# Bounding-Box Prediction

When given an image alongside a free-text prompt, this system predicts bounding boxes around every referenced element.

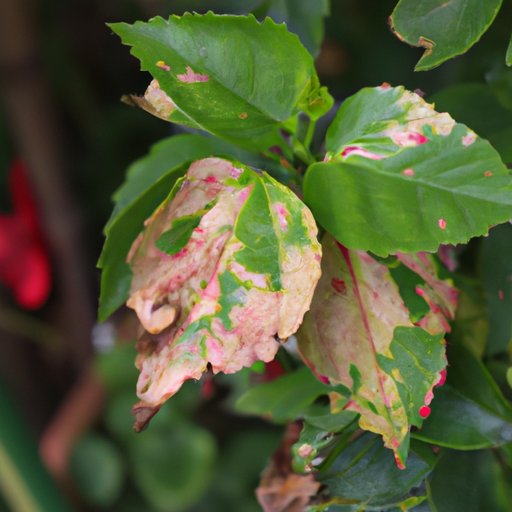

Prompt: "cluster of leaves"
[98,5,512,512]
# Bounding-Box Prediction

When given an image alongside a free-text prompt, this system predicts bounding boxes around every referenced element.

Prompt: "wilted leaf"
[109,13,332,151]
[389,0,503,71]
[98,133,252,321]
[297,235,446,466]
[304,85,512,256]
[256,423,320,512]
[126,157,321,429]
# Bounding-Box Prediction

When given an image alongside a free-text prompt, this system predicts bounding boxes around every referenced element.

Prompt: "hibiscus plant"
[98,3,512,511]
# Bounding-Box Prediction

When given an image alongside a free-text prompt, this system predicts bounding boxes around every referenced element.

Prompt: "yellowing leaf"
[126,158,321,430]
[297,235,446,466]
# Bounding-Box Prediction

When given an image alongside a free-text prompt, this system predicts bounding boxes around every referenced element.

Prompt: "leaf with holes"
[126,157,321,430]
[304,85,512,256]
[389,0,503,71]
[297,235,446,467]
[109,13,332,151]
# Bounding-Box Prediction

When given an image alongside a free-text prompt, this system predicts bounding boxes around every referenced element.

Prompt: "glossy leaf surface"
[318,434,436,510]
[297,235,446,466]
[390,0,503,71]
[127,157,321,429]
[304,85,512,256]
[110,13,332,151]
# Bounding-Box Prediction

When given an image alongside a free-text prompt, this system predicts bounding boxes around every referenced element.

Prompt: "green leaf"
[507,33,512,66]
[265,0,330,57]
[156,212,205,255]
[424,450,512,512]
[70,434,125,507]
[235,367,332,423]
[109,13,332,150]
[480,223,512,355]
[126,158,321,430]
[304,85,512,256]
[414,343,512,449]
[98,133,250,321]
[430,83,512,163]
[389,0,503,71]
[128,420,217,512]
[297,235,447,467]
[292,409,358,473]
[318,434,436,510]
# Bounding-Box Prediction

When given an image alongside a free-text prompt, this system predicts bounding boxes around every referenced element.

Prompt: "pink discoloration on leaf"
[273,203,288,231]
[419,405,431,419]
[126,158,321,430]
[499,289,504,300]
[156,60,171,71]
[438,245,458,272]
[462,131,477,146]
[392,131,429,147]
[394,453,406,470]
[436,368,447,387]
[424,389,434,405]
[177,65,209,83]
[438,218,447,230]
[331,277,346,294]
[341,146,383,160]
[298,236,447,467]
[402,168,415,177]
[398,252,458,335]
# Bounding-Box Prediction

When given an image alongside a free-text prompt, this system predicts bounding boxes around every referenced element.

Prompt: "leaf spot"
[392,131,429,147]
[331,277,346,294]
[435,369,447,387]
[239,112,248,120]
[177,66,209,83]
[341,146,383,160]
[156,60,171,71]
[402,168,415,177]
[394,453,406,470]
[419,405,431,419]
[438,218,447,230]
[462,131,476,146]
[484,170,493,177]
[297,444,314,458]
[498,289,504,300]
[379,82,392,89]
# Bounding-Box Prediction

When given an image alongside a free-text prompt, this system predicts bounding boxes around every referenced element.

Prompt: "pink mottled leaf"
[126,157,321,430]
[297,235,446,466]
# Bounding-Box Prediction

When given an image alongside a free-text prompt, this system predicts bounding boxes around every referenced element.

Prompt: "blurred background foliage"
[0,0,511,510]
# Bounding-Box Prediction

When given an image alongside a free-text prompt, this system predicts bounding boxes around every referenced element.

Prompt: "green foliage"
[96,6,512,511]
[390,0,504,71]
[109,13,332,151]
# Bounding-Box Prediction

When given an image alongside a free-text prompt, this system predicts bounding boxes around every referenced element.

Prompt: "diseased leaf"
[414,343,512,449]
[395,252,458,335]
[317,434,436,511]
[126,157,321,429]
[304,85,512,256]
[479,223,512,355]
[109,13,332,151]
[389,0,503,71]
[297,235,446,466]
[98,134,252,321]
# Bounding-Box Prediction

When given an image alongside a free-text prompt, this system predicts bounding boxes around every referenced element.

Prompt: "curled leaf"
[297,235,446,466]
[126,157,321,430]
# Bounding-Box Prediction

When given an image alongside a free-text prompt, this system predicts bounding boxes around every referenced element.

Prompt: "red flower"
[0,159,51,309]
